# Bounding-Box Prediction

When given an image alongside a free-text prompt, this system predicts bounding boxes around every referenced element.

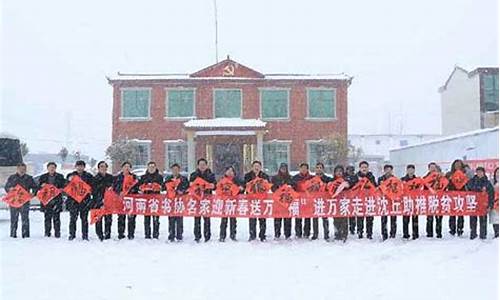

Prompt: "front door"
[213,143,243,178]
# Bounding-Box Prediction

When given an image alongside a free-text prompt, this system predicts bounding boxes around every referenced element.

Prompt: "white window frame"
[259,88,290,121]
[305,87,337,121]
[164,140,188,172]
[119,87,152,121]
[263,140,291,174]
[212,88,243,118]
[164,87,197,120]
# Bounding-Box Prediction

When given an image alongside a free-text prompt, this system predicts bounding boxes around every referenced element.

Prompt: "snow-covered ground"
[0,210,498,300]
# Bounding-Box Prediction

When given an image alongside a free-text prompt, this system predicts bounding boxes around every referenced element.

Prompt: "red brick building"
[107,58,352,176]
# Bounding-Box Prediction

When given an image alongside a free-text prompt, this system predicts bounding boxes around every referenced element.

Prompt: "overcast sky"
[1,0,498,158]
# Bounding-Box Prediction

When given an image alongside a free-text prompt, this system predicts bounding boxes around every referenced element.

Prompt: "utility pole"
[213,0,219,63]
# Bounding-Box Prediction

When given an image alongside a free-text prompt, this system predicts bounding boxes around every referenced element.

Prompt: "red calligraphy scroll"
[36,184,61,206]
[2,185,32,208]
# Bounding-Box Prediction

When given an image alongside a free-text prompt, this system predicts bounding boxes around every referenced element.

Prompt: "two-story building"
[107,58,352,176]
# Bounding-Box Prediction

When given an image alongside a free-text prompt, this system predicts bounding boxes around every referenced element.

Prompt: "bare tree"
[312,133,362,172]
[58,147,69,163]
[105,139,139,168]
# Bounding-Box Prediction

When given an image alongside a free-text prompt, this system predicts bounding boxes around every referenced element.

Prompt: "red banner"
[96,190,488,218]
[63,175,92,203]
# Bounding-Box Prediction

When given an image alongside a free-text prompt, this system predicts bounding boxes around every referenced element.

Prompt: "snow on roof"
[183,118,266,128]
[389,127,499,152]
[0,132,19,139]
[107,72,352,81]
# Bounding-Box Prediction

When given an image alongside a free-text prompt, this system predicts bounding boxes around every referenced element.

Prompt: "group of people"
[4,158,499,242]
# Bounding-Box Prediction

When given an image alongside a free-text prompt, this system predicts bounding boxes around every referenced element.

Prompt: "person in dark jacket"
[378,164,397,240]
[331,165,352,242]
[356,161,377,239]
[244,160,270,241]
[138,161,164,239]
[401,164,419,240]
[113,161,138,240]
[219,166,243,242]
[66,160,94,240]
[190,158,216,242]
[345,165,358,235]
[492,167,499,238]
[92,161,114,240]
[292,163,314,239]
[38,162,66,238]
[5,163,38,238]
[271,162,294,240]
[467,167,494,240]
[313,162,333,240]
[424,162,443,238]
[446,159,467,236]
[165,163,189,242]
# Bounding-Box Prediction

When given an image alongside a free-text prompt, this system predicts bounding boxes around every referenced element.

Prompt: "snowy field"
[0,210,498,300]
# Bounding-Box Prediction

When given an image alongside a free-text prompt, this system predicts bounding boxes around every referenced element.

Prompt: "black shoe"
[436,233,442,238]
[230,234,236,241]
[412,235,419,240]
[358,233,363,239]
[367,235,373,240]
[145,236,151,239]
[403,235,410,239]
[195,238,200,243]
[219,238,225,242]
[426,233,433,238]
[248,236,256,241]
[449,230,456,236]
[311,235,318,240]
[55,233,61,238]
[260,237,266,242]
[83,236,89,241]
[10,235,17,238]
[390,234,396,239]
[104,235,111,240]
[382,235,388,241]
[45,233,51,237]
[68,236,75,241]
[118,234,125,240]
[204,237,210,242]
[470,234,477,240]
[458,230,464,237]
[128,236,134,240]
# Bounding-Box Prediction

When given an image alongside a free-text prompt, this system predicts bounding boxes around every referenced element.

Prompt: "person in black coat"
[424,162,443,238]
[5,163,38,238]
[332,165,348,241]
[38,162,66,238]
[356,161,377,239]
[378,164,397,240]
[446,159,467,236]
[244,160,270,241]
[92,161,114,240]
[313,162,333,240]
[112,161,139,240]
[190,158,216,242]
[271,162,294,239]
[66,160,94,240]
[165,163,189,242]
[466,167,494,239]
[345,165,358,235]
[292,163,314,239]
[401,164,419,240]
[219,166,243,242]
[138,161,164,239]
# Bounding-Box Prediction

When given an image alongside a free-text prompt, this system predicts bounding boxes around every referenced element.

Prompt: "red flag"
[450,170,468,190]
[216,177,240,199]
[2,184,32,208]
[165,178,181,199]
[90,208,107,225]
[63,175,92,203]
[245,177,272,199]
[36,184,61,206]
[188,177,215,200]
[272,184,299,207]
[304,176,326,193]
[103,188,123,212]
[139,182,162,193]
[122,175,137,195]
[327,177,348,197]
[379,176,404,200]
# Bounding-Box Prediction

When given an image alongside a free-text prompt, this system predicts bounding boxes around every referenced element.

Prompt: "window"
[121,89,150,119]
[214,89,242,118]
[307,143,335,172]
[399,139,408,147]
[166,89,195,118]
[260,89,289,119]
[307,89,336,119]
[165,142,188,172]
[263,142,289,174]
[483,74,499,112]
[132,142,151,167]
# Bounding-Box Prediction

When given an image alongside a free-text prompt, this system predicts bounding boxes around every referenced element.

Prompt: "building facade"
[439,66,499,136]
[108,58,352,176]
